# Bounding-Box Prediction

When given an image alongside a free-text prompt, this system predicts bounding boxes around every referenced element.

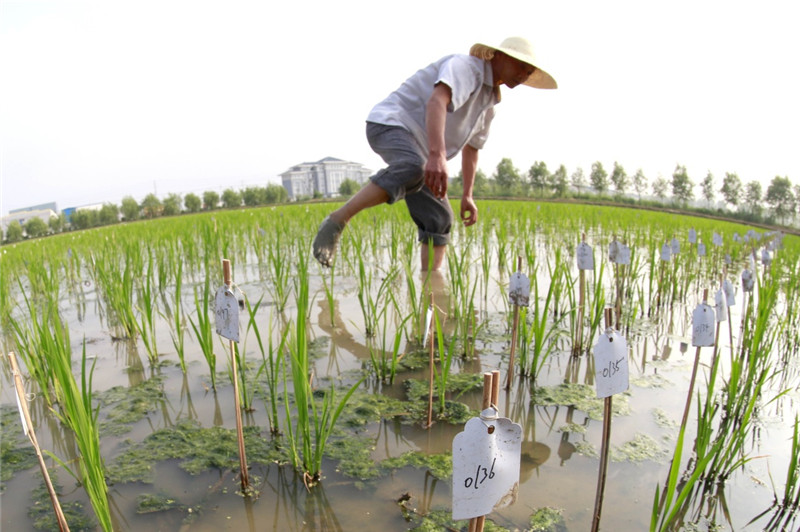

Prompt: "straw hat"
[470,36,557,89]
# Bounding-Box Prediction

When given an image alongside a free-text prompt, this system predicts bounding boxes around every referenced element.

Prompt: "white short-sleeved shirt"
[367,54,498,160]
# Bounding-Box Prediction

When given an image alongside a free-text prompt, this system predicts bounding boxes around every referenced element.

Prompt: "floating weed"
[339,390,408,428]
[97,376,165,436]
[532,383,631,420]
[529,506,567,532]
[381,450,452,481]
[631,373,673,389]
[326,434,380,481]
[557,422,587,435]
[575,440,599,458]
[136,493,185,514]
[0,406,38,487]
[652,408,678,429]
[107,419,286,484]
[29,474,94,531]
[610,433,669,463]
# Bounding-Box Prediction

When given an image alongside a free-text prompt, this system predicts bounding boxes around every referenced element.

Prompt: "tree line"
[4,159,798,244]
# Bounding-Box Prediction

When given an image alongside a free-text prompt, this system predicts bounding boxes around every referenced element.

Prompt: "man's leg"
[420,241,447,271]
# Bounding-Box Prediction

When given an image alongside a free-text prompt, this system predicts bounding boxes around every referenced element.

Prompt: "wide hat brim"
[471,38,557,89]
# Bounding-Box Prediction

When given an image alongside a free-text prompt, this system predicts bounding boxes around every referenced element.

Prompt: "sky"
[2,1,799,216]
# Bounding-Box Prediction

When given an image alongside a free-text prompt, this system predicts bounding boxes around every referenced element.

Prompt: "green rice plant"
[432,306,457,418]
[584,260,607,353]
[446,243,483,358]
[266,231,291,313]
[321,266,336,329]
[519,263,568,382]
[188,277,217,391]
[45,338,113,532]
[283,251,362,485]
[91,252,139,339]
[248,298,287,436]
[368,294,411,385]
[134,257,159,363]
[161,259,187,372]
[778,416,800,509]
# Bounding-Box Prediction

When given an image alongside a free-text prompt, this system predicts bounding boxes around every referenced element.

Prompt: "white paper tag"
[688,228,697,244]
[723,279,735,307]
[692,303,715,346]
[713,232,723,247]
[215,285,242,342]
[733,232,741,243]
[452,416,522,520]
[508,272,531,307]
[423,304,433,347]
[715,290,727,323]
[660,243,672,262]
[671,238,680,255]
[577,242,594,270]
[592,330,629,398]
[761,248,772,266]
[608,240,619,263]
[741,269,754,292]
[698,242,706,257]
[724,253,732,265]
[617,244,631,266]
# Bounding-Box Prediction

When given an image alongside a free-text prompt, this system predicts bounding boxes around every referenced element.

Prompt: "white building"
[1,208,58,234]
[280,157,371,200]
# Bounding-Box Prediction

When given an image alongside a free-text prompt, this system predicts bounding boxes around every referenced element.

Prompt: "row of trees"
[450,159,798,225]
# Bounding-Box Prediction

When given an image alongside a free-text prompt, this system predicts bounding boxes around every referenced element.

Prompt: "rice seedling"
[134,257,159,362]
[431,306,457,418]
[161,259,187,372]
[44,329,113,532]
[248,298,287,436]
[188,277,217,391]
[91,252,138,339]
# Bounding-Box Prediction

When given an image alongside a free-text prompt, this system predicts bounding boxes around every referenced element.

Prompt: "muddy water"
[1,255,798,531]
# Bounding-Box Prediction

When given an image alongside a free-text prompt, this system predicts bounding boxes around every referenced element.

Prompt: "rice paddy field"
[1,200,798,531]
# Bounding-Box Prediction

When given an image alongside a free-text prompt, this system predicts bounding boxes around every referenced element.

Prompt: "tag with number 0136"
[692,303,715,347]
[508,272,530,307]
[215,285,244,342]
[452,416,522,520]
[592,330,629,398]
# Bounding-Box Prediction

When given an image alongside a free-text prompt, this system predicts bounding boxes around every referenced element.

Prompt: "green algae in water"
[97,375,166,436]
[575,440,599,458]
[557,422,587,434]
[610,432,669,463]
[108,419,287,484]
[338,390,409,428]
[0,406,38,488]
[326,434,380,481]
[382,450,452,480]
[630,373,673,389]
[402,373,481,424]
[529,506,567,531]
[136,493,185,514]
[405,508,510,532]
[652,407,678,429]
[29,474,95,531]
[532,383,631,420]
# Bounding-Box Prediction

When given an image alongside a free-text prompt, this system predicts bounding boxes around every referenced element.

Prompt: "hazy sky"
[2,1,799,215]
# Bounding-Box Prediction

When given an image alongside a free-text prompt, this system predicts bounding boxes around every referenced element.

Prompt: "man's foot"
[312,216,345,267]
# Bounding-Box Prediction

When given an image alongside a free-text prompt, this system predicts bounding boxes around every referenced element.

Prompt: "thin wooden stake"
[8,352,70,532]
[681,289,709,432]
[575,233,586,356]
[469,370,501,532]
[591,309,614,532]
[505,257,523,391]
[223,259,250,491]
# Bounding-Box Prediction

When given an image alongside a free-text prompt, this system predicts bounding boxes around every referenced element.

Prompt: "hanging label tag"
[671,238,680,255]
[608,240,619,263]
[215,285,243,342]
[724,253,732,265]
[577,242,594,270]
[592,330,629,398]
[617,244,631,266]
[692,303,715,346]
[452,416,522,520]
[688,228,697,244]
[723,279,735,307]
[660,243,671,262]
[741,269,754,292]
[733,232,741,243]
[698,242,706,257]
[761,249,772,266]
[508,272,530,307]
[423,304,433,347]
[715,290,727,323]
[713,232,723,246]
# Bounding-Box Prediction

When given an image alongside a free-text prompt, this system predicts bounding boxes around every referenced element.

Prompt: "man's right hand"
[424,152,448,198]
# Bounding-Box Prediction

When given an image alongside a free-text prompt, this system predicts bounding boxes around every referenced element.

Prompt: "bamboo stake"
[681,289,709,432]
[575,233,586,356]
[591,309,614,532]
[469,370,500,532]
[505,257,523,391]
[7,352,70,532]
[223,259,250,491]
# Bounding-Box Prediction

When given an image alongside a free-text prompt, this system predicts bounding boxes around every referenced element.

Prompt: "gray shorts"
[366,122,453,246]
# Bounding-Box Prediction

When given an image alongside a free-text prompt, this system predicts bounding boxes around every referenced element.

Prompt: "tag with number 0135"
[452,416,522,520]
[593,330,629,398]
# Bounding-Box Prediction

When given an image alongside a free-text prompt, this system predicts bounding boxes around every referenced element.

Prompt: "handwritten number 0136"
[464,457,496,489]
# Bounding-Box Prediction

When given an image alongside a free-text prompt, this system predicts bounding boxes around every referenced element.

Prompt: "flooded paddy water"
[1,200,798,531]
